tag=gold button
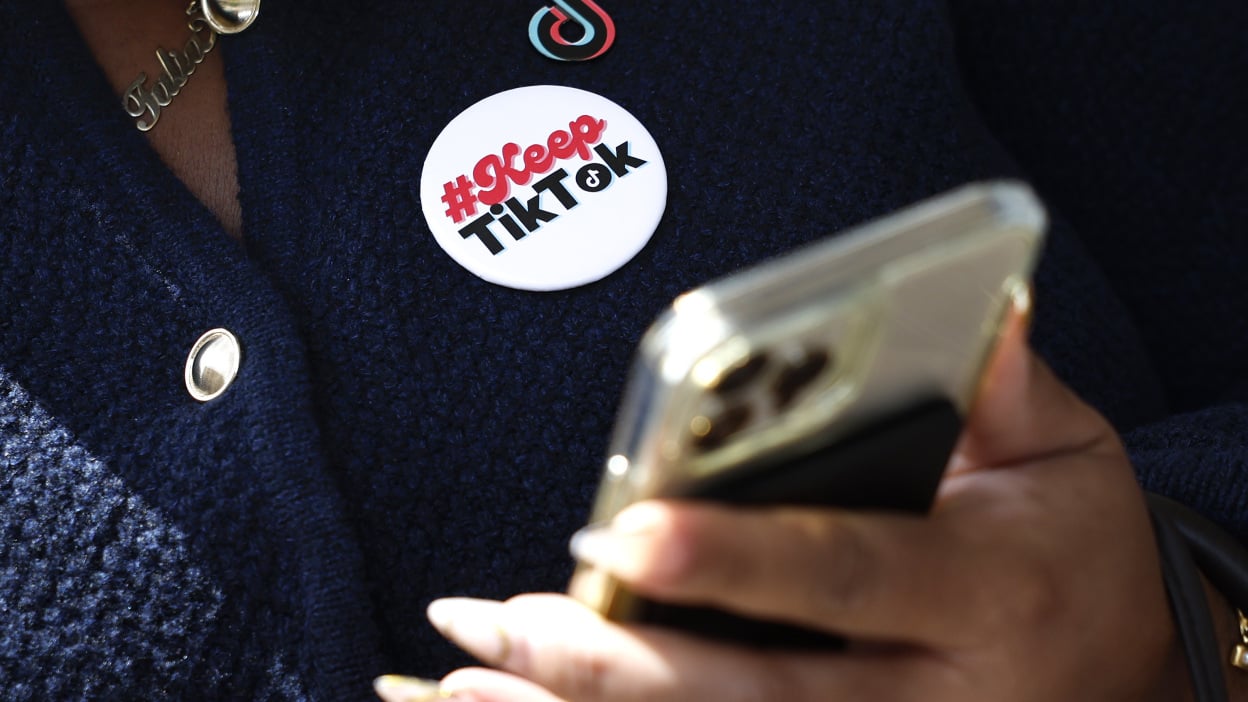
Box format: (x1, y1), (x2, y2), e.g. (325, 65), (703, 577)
(184, 329), (241, 402)
(202, 0), (261, 34)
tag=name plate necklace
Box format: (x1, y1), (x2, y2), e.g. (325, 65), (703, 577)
(122, 0), (260, 132)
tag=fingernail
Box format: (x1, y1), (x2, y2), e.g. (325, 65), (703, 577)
(427, 597), (511, 665)
(613, 501), (669, 533)
(569, 501), (666, 571)
(1011, 280), (1034, 327)
(373, 674), (454, 702)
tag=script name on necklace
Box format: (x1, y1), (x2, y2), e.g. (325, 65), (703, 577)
(122, 1), (218, 132)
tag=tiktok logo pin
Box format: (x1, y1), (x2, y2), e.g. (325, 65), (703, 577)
(529, 1), (615, 61)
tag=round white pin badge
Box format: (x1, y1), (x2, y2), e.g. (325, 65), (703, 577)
(420, 85), (667, 291)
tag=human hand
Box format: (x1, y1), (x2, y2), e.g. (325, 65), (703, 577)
(377, 309), (1191, 702)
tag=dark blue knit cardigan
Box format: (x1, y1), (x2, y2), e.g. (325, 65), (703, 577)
(1, 1), (1245, 699)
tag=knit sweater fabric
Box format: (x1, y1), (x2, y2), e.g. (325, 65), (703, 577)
(1, 1), (1245, 699)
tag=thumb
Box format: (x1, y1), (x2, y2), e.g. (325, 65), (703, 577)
(950, 288), (1112, 472)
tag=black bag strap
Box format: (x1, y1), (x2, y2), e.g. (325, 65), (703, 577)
(1149, 493), (1248, 702)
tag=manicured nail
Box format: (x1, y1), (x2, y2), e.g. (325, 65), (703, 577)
(427, 597), (511, 665)
(568, 523), (620, 569)
(569, 501), (666, 572)
(373, 674), (453, 702)
(1010, 280), (1034, 329)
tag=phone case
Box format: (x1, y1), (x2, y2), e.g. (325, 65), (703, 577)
(569, 181), (1046, 647)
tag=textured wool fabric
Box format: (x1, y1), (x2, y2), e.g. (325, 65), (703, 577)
(0, 0), (1245, 699)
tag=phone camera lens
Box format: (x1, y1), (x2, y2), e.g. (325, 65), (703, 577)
(772, 347), (832, 409)
(690, 404), (753, 451)
(709, 352), (770, 395)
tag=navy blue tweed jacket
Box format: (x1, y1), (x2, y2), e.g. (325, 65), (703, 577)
(1, 1), (1245, 699)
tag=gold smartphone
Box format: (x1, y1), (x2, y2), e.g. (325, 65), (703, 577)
(569, 181), (1046, 645)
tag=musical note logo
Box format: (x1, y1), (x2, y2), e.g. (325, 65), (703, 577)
(529, 1), (615, 61)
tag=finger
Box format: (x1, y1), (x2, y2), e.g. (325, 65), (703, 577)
(570, 501), (995, 646)
(373, 671), (564, 702)
(428, 594), (945, 702)
(440, 668), (566, 702)
(951, 286), (1114, 472)
(428, 594), (675, 699)
(373, 675), (450, 702)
